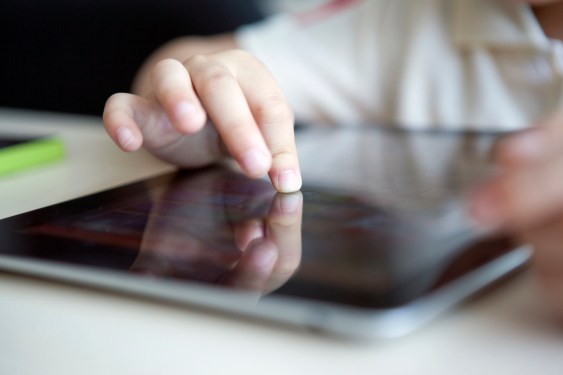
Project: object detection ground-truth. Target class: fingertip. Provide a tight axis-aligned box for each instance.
[115,127,142,152]
[273,169,302,193]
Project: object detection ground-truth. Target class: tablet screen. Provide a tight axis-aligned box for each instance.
[0,128,519,309]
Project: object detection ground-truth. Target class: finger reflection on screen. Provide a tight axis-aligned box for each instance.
[129,168,303,297]
[223,192,303,294]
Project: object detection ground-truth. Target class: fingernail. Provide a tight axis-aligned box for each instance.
[279,193,302,213]
[116,127,136,150]
[277,170,302,193]
[242,149,270,177]
[506,131,545,161]
[470,188,503,228]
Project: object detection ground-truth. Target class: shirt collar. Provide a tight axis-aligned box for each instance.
[452,0,550,50]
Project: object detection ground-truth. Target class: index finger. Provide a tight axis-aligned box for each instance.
[189,50,301,193]
[234,53,302,193]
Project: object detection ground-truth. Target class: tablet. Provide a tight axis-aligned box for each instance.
[0,127,531,339]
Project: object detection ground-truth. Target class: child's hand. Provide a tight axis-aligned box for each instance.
[103,50,302,193]
[470,110,563,318]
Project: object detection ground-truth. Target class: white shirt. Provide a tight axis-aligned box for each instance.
[236,0,563,130]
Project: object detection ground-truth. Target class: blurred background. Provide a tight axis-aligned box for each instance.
[0,0,267,116]
[0,0,329,117]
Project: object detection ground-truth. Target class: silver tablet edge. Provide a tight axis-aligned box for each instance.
[0,245,532,340]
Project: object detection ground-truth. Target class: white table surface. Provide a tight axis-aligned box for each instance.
[1,108,562,375]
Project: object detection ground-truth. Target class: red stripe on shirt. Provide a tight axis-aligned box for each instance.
[295,0,362,26]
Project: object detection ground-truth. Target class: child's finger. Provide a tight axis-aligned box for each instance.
[470,151,563,230]
[186,53,273,179]
[218,239,278,292]
[103,93,147,152]
[235,55,302,193]
[233,219,265,251]
[104,92,187,152]
[496,111,563,167]
[262,192,303,293]
[104,91,226,168]
[150,59,207,134]
[471,111,563,231]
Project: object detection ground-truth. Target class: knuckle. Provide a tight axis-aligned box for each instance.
[270,215,301,230]
[151,59,190,99]
[158,89,182,107]
[102,108,119,123]
[225,48,253,61]
[255,96,294,127]
[270,146,297,163]
[153,58,179,73]
[198,68,237,94]
[104,93,127,110]
[185,54,208,67]
[105,92,122,103]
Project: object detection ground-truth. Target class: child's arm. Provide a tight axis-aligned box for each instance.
[103,36,302,193]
